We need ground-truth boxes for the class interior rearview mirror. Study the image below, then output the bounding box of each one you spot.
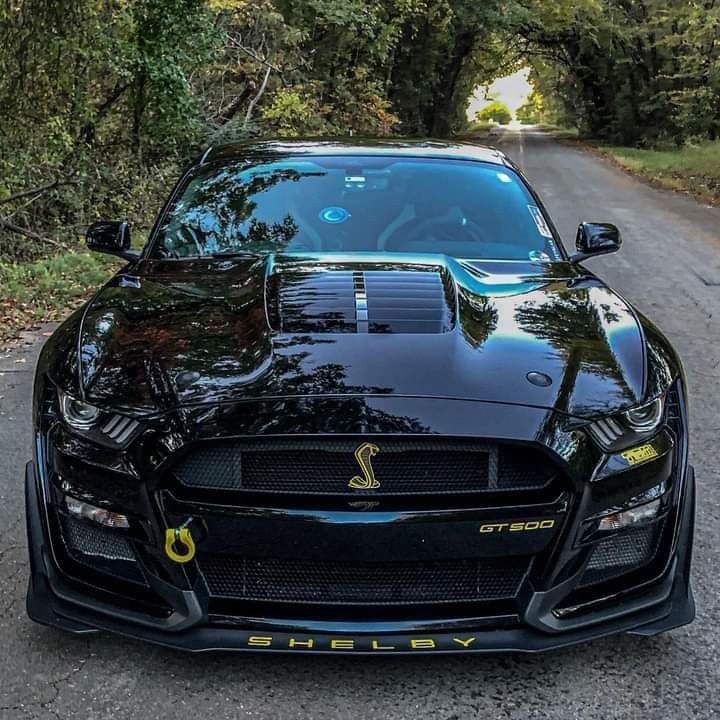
[571,222,621,263]
[86,221,138,261]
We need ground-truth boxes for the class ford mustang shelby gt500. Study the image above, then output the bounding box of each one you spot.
[26,140,694,653]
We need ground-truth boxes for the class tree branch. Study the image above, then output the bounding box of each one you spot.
[80,81,132,144]
[0,179,80,207]
[227,37,282,74]
[214,83,256,124]
[243,64,272,129]
[0,219,66,248]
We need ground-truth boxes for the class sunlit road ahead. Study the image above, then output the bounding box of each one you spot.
[2,127,720,719]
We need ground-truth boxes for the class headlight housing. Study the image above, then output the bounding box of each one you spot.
[624,398,664,432]
[59,391,101,430]
[588,396,665,452]
[57,389,141,446]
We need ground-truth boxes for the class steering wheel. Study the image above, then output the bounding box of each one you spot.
[386,215,489,252]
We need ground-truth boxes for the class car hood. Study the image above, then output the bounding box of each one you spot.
[63,254,670,418]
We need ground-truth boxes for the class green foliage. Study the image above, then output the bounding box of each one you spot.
[476,100,512,125]
[516,92,544,125]
[0,0,525,260]
[517,0,720,146]
[601,141,720,202]
[0,251,119,342]
[260,90,325,137]
[389,0,513,135]
[1,0,719,305]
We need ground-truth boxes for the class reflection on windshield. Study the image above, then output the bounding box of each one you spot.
[155,157,561,262]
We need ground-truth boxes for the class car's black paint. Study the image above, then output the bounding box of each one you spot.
[41,253,676,418]
[86,220,137,261]
[24,458,696,652]
[572,222,622,263]
[26,139,694,652]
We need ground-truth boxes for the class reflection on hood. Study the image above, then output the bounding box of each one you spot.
[62,254,668,418]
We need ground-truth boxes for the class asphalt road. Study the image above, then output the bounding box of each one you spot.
[2,127,720,719]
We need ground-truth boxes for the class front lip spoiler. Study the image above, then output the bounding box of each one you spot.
[25,461,695,654]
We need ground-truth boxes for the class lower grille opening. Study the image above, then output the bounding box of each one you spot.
[200,555,530,606]
[578,520,665,588]
[49,511,170,615]
[59,513,146,585]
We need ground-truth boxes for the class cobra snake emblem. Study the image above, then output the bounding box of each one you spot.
[348,442,380,490]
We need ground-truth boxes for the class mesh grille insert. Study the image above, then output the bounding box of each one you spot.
[60,514,135,561]
[173,439,557,495]
[200,555,530,605]
[58,513,146,584]
[579,521,664,587]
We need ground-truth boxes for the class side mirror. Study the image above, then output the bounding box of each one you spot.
[86,221,138,261]
[570,222,621,263]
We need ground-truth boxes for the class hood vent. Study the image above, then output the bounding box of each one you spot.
[272,269,454,334]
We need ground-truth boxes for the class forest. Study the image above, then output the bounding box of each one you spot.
[0,0,719,329]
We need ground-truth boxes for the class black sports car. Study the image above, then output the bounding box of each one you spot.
[26,140,695,653]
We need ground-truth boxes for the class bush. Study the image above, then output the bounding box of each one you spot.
[476,101,512,125]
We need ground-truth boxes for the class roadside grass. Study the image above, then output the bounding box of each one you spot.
[464,120,494,133]
[456,121,495,141]
[597,141,720,204]
[536,124,579,140]
[0,250,119,346]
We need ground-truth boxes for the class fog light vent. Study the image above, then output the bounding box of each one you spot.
[61,514,135,562]
[579,521,663,587]
[59,514,148,586]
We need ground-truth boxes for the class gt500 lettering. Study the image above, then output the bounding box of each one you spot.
[479,519,556,533]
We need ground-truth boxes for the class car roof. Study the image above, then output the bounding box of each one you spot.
[199,138,510,168]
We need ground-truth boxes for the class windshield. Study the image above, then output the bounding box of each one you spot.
[153,156,562,261]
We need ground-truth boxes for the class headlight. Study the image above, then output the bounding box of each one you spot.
[588,395,665,452]
[624,397,664,432]
[59,391,101,430]
[57,389,141,446]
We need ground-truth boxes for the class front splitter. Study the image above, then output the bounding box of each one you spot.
[25,461,696,654]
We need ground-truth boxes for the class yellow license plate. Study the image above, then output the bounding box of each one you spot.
[621,444,659,465]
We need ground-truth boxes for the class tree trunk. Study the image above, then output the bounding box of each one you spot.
[430,32,476,137]
[132,69,147,157]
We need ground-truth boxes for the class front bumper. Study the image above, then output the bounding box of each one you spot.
[26,457,695,654]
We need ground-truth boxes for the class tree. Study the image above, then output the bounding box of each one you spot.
[476,100,512,124]
[514,0,720,145]
[3,0,720,262]
[516,92,542,124]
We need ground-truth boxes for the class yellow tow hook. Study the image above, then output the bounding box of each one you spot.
[164,519,196,564]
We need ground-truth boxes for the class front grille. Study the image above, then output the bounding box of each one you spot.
[200,555,530,605]
[173,439,557,495]
[578,520,664,587]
